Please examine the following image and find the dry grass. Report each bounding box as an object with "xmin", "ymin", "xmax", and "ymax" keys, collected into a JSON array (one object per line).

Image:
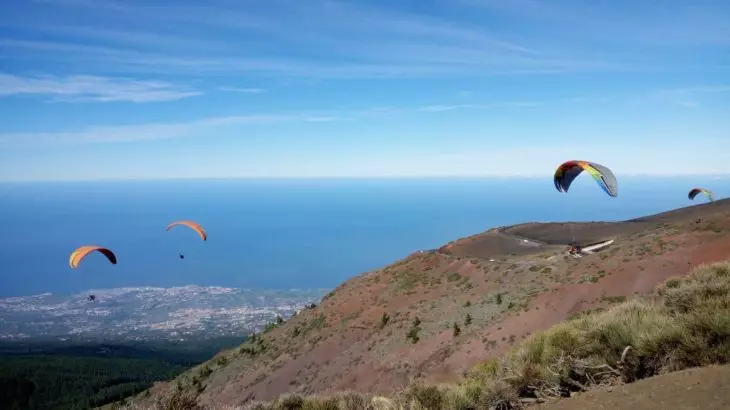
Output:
[{"xmin": 124, "ymin": 260, "xmax": 730, "ymax": 410}]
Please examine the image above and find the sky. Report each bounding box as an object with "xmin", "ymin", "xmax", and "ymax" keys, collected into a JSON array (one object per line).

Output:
[{"xmin": 1, "ymin": 0, "xmax": 729, "ymax": 181}]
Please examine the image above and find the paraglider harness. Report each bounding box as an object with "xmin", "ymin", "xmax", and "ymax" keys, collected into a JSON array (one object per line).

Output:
[{"xmin": 568, "ymin": 244, "xmax": 583, "ymax": 255}]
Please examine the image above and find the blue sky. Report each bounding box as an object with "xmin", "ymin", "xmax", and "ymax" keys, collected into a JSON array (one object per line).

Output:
[{"xmin": 1, "ymin": 0, "xmax": 729, "ymax": 180}]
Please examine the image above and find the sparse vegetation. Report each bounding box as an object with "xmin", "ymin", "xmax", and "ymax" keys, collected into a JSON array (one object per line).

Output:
[
  {"xmin": 601, "ymin": 295, "xmax": 627, "ymax": 304},
  {"xmin": 447, "ymin": 272, "xmax": 462, "ymax": 282},
  {"xmin": 215, "ymin": 355, "xmax": 228, "ymax": 367},
  {"xmin": 182, "ymin": 260, "xmax": 730, "ymax": 410},
  {"xmin": 406, "ymin": 326, "xmax": 420, "ymax": 344},
  {"xmin": 309, "ymin": 314, "xmax": 326, "ymax": 331},
  {"xmin": 379, "ymin": 312, "xmax": 390, "ymax": 328},
  {"xmin": 464, "ymin": 313, "xmax": 472, "ymax": 327},
  {"xmin": 394, "ymin": 269, "xmax": 422, "ymax": 291},
  {"xmin": 405, "ymin": 316, "xmax": 423, "ymax": 344},
  {"xmin": 452, "ymin": 322, "xmax": 461, "ymax": 337},
  {"xmin": 579, "ymin": 274, "xmax": 599, "ymax": 284},
  {"xmin": 197, "ymin": 365, "xmax": 212, "ymax": 379},
  {"xmin": 665, "ymin": 277, "xmax": 682, "ymax": 288}
]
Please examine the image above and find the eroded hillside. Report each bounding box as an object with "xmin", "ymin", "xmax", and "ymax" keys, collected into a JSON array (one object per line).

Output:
[{"xmin": 127, "ymin": 200, "xmax": 730, "ymax": 408}]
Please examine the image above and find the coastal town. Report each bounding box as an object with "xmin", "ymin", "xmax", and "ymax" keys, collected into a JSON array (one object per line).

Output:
[{"xmin": 0, "ymin": 285, "xmax": 327, "ymax": 342}]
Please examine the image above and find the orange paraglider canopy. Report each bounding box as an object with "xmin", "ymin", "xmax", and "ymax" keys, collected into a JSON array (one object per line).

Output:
[
  {"xmin": 69, "ymin": 246, "xmax": 117, "ymax": 269},
  {"xmin": 166, "ymin": 220, "xmax": 207, "ymax": 241}
]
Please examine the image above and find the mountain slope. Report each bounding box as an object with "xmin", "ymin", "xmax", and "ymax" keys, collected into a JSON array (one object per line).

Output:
[
  {"xmin": 129, "ymin": 199, "xmax": 730, "ymax": 408},
  {"xmin": 538, "ymin": 365, "xmax": 730, "ymax": 410}
]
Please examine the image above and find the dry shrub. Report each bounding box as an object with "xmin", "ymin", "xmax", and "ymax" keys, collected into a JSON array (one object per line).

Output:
[
  {"xmin": 473, "ymin": 260, "xmax": 730, "ymax": 401},
  {"xmin": 129, "ymin": 260, "xmax": 730, "ymax": 410}
]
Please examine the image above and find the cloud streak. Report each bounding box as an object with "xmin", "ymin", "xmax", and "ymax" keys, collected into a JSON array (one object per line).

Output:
[
  {"xmin": 653, "ymin": 85, "xmax": 730, "ymax": 108},
  {"xmin": 0, "ymin": 115, "xmax": 300, "ymax": 144},
  {"xmin": 4, "ymin": 0, "xmax": 720, "ymax": 79},
  {"xmin": 0, "ymin": 73, "xmax": 201, "ymax": 102},
  {"xmin": 0, "ymin": 99, "xmax": 543, "ymax": 145},
  {"xmin": 217, "ymin": 87, "xmax": 266, "ymax": 94}
]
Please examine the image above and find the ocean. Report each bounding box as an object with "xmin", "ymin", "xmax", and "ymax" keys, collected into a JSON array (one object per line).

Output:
[{"xmin": 0, "ymin": 177, "xmax": 726, "ymax": 297}]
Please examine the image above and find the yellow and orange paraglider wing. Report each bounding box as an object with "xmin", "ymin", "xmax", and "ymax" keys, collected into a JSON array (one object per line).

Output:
[
  {"xmin": 166, "ymin": 220, "xmax": 207, "ymax": 241},
  {"xmin": 69, "ymin": 246, "xmax": 117, "ymax": 269}
]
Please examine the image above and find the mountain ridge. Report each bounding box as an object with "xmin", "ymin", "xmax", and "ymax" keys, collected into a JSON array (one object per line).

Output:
[{"xmin": 126, "ymin": 199, "xmax": 730, "ymax": 408}]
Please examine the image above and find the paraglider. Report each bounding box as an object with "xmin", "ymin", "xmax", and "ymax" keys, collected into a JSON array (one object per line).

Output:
[
  {"xmin": 688, "ymin": 188, "xmax": 714, "ymax": 202},
  {"xmin": 69, "ymin": 246, "xmax": 117, "ymax": 269},
  {"xmin": 88, "ymin": 294, "xmax": 97, "ymax": 302},
  {"xmin": 554, "ymin": 160, "xmax": 617, "ymax": 252},
  {"xmin": 166, "ymin": 220, "xmax": 207, "ymax": 241},
  {"xmin": 167, "ymin": 220, "xmax": 205, "ymax": 259},
  {"xmin": 554, "ymin": 160, "xmax": 618, "ymax": 197}
]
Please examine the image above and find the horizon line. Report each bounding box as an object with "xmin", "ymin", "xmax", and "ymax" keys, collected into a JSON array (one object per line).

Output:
[{"xmin": 2, "ymin": 173, "xmax": 730, "ymax": 183}]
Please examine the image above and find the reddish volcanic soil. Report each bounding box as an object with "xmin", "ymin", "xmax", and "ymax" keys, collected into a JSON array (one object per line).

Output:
[{"xmin": 131, "ymin": 200, "xmax": 730, "ymax": 408}]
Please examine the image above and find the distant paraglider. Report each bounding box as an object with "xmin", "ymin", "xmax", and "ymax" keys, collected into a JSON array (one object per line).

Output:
[
  {"xmin": 688, "ymin": 188, "xmax": 714, "ymax": 203},
  {"xmin": 554, "ymin": 160, "xmax": 618, "ymax": 197},
  {"xmin": 88, "ymin": 294, "xmax": 97, "ymax": 302},
  {"xmin": 167, "ymin": 220, "xmax": 206, "ymax": 259},
  {"xmin": 69, "ymin": 246, "xmax": 117, "ymax": 269},
  {"xmin": 166, "ymin": 220, "xmax": 207, "ymax": 241}
]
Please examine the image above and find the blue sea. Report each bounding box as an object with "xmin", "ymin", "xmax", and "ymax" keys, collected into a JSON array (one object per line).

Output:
[{"xmin": 0, "ymin": 177, "xmax": 727, "ymax": 297}]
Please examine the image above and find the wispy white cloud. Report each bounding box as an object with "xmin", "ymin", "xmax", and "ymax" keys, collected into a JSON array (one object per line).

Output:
[
  {"xmin": 0, "ymin": 99, "xmax": 543, "ymax": 145},
  {"xmin": 4, "ymin": 0, "xmax": 711, "ymax": 79},
  {"xmin": 0, "ymin": 73, "xmax": 200, "ymax": 103},
  {"xmin": 414, "ymin": 101, "xmax": 542, "ymax": 112},
  {"xmin": 28, "ymin": 24, "xmax": 234, "ymax": 53},
  {"xmin": 0, "ymin": 115, "xmax": 300, "ymax": 145},
  {"xmin": 217, "ymin": 87, "xmax": 266, "ymax": 94},
  {"xmin": 303, "ymin": 116, "xmax": 340, "ymax": 122},
  {"xmin": 667, "ymin": 85, "xmax": 730, "ymax": 94},
  {"xmin": 653, "ymin": 85, "xmax": 730, "ymax": 108},
  {"xmin": 0, "ymin": 36, "xmax": 627, "ymax": 80}
]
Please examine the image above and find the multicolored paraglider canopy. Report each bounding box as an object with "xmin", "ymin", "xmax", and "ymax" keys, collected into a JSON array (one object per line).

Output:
[
  {"xmin": 166, "ymin": 220, "xmax": 207, "ymax": 241},
  {"xmin": 69, "ymin": 246, "xmax": 117, "ymax": 269},
  {"xmin": 688, "ymin": 188, "xmax": 714, "ymax": 202},
  {"xmin": 554, "ymin": 160, "xmax": 618, "ymax": 197}
]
